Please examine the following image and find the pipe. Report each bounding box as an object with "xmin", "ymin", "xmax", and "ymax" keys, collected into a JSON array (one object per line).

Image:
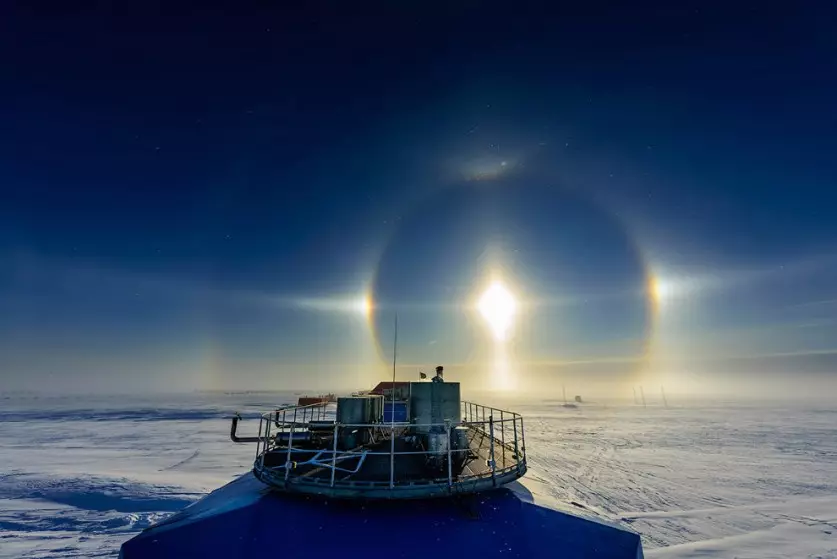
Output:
[{"xmin": 230, "ymin": 413, "xmax": 266, "ymax": 443}]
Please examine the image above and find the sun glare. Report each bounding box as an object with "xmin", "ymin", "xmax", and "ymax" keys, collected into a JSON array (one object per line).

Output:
[
  {"xmin": 652, "ymin": 277, "xmax": 671, "ymax": 300},
  {"xmin": 355, "ymin": 295, "xmax": 372, "ymax": 317},
  {"xmin": 478, "ymin": 281, "xmax": 517, "ymax": 341}
]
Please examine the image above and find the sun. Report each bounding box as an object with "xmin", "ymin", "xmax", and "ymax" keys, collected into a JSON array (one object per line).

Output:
[
  {"xmin": 651, "ymin": 276, "xmax": 672, "ymax": 302},
  {"xmin": 478, "ymin": 281, "xmax": 517, "ymax": 341}
]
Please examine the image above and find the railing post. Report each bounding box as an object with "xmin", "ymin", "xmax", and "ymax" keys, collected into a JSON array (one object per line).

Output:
[
  {"xmin": 519, "ymin": 415, "xmax": 526, "ymax": 463},
  {"xmin": 489, "ymin": 414, "xmax": 496, "ymax": 487},
  {"xmin": 285, "ymin": 421, "xmax": 295, "ymax": 483},
  {"xmin": 513, "ymin": 415, "xmax": 520, "ymax": 473},
  {"xmin": 389, "ymin": 421, "xmax": 395, "ymax": 489},
  {"xmin": 500, "ymin": 409, "xmax": 505, "ymax": 470},
  {"xmin": 446, "ymin": 420, "xmax": 453, "ymax": 490},
  {"xmin": 256, "ymin": 416, "xmax": 263, "ymax": 462},
  {"xmin": 331, "ymin": 422, "xmax": 339, "ymax": 487},
  {"xmin": 264, "ymin": 413, "xmax": 272, "ymax": 453},
  {"xmin": 256, "ymin": 416, "xmax": 264, "ymax": 458}
]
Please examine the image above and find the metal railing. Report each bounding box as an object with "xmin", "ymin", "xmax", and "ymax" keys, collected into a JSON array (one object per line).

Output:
[
  {"xmin": 249, "ymin": 400, "xmax": 527, "ymax": 497},
  {"xmin": 251, "ymin": 402, "xmax": 332, "ymax": 460}
]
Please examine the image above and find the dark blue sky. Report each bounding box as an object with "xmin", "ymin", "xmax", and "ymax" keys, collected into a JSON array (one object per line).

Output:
[{"xmin": 2, "ymin": 2, "xmax": 836, "ymax": 395}]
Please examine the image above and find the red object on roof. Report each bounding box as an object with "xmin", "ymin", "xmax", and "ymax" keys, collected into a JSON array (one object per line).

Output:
[
  {"xmin": 370, "ymin": 381, "xmax": 410, "ymax": 395},
  {"xmin": 297, "ymin": 394, "xmax": 335, "ymax": 406}
]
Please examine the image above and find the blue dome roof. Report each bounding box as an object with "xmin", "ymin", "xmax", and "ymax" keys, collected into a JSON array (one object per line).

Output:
[{"xmin": 120, "ymin": 473, "xmax": 643, "ymax": 559}]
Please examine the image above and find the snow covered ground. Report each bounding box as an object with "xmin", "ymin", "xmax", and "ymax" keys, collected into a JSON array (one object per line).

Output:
[{"xmin": 2, "ymin": 392, "xmax": 836, "ymax": 558}]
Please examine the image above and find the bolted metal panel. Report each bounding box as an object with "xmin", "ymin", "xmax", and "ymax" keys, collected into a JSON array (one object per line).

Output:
[
  {"xmin": 336, "ymin": 397, "xmax": 368, "ymax": 425},
  {"xmin": 409, "ymin": 382, "xmax": 461, "ymax": 434},
  {"xmin": 409, "ymin": 382, "xmax": 432, "ymax": 433},
  {"xmin": 435, "ymin": 382, "xmax": 461, "ymax": 428},
  {"xmin": 368, "ymin": 394, "xmax": 384, "ymax": 423}
]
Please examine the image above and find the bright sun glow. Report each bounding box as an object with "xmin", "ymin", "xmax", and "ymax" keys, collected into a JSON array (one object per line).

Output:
[
  {"xmin": 651, "ymin": 276, "xmax": 675, "ymax": 304},
  {"xmin": 355, "ymin": 295, "xmax": 371, "ymax": 317},
  {"xmin": 478, "ymin": 281, "xmax": 517, "ymax": 341}
]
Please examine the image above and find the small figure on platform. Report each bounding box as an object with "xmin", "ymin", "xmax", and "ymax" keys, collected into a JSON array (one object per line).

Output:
[{"xmin": 432, "ymin": 365, "xmax": 445, "ymax": 383}]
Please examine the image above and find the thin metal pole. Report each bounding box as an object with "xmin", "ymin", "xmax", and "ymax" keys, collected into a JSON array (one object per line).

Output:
[
  {"xmin": 389, "ymin": 313, "xmax": 398, "ymax": 489},
  {"xmin": 256, "ymin": 416, "xmax": 263, "ymax": 461},
  {"xmin": 331, "ymin": 422, "xmax": 339, "ymax": 487},
  {"xmin": 513, "ymin": 415, "xmax": 520, "ymax": 474},
  {"xmin": 265, "ymin": 413, "xmax": 272, "ymax": 450},
  {"xmin": 285, "ymin": 422, "xmax": 295, "ymax": 482},
  {"xmin": 489, "ymin": 414, "xmax": 496, "ymax": 486},
  {"xmin": 500, "ymin": 409, "xmax": 505, "ymax": 470},
  {"xmin": 259, "ymin": 418, "xmax": 263, "ymax": 469},
  {"xmin": 519, "ymin": 415, "xmax": 526, "ymax": 463}
]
